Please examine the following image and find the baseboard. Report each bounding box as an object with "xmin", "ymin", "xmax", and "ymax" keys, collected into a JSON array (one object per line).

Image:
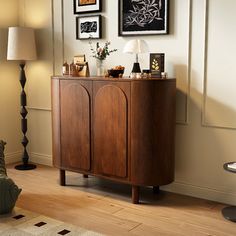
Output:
[
  {"xmin": 5, "ymin": 151, "xmax": 53, "ymax": 167},
  {"xmin": 9, "ymin": 151, "xmax": 236, "ymax": 205},
  {"xmin": 5, "ymin": 151, "xmax": 21, "ymax": 164},
  {"xmin": 30, "ymin": 152, "xmax": 53, "ymax": 167},
  {"xmin": 161, "ymin": 181, "xmax": 236, "ymax": 206}
]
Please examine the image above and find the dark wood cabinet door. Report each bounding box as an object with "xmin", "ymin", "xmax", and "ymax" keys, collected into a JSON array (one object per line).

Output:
[
  {"xmin": 93, "ymin": 82, "xmax": 130, "ymax": 178},
  {"xmin": 60, "ymin": 80, "xmax": 92, "ymax": 171},
  {"xmin": 131, "ymin": 80, "xmax": 176, "ymax": 186}
]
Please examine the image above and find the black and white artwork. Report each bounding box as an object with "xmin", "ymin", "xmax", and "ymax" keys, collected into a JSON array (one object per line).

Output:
[
  {"xmin": 81, "ymin": 21, "xmax": 97, "ymax": 33},
  {"xmin": 76, "ymin": 15, "xmax": 101, "ymax": 39},
  {"xmin": 74, "ymin": 0, "xmax": 102, "ymax": 14},
  {"xmin": 119, "ymin": 0, "xmax": 168, "ymax": 36}
]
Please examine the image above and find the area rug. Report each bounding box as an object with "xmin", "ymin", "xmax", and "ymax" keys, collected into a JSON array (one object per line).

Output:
[{"xmin": 0, "ymin": 207, "xmax": 104, "ymax": 235}]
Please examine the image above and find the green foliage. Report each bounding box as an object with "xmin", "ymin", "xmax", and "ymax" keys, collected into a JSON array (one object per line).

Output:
[{"xmin": 89, "ymin": 40, "xmax": 117, "ymax": 60}]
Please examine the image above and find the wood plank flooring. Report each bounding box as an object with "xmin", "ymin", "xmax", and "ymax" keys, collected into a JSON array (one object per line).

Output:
[{"xmin": 7, "ymin": 164, "xmax": 236, "ymax": 235}]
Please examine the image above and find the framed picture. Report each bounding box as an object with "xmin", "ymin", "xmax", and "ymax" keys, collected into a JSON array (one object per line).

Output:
[
  {"xmin": 74, "ymin": 0, "xmax": 102, "ymax": 14},
  {"xmin": 150, "ymin": 53, "xmax": 165, "ymax": 77},
  {"xmin": 76, "ymin": 15, "xmax": 102, "ymax": 40},
  {"xmin": 118, "ymin": 0, "xmax": 169, "ymax": 36},
  {"xmin": 74, "ymin": 54, "xmax": 86, "ymax": 64}
]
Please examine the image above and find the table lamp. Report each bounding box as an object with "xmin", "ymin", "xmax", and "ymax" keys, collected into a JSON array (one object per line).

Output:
[
  {"xmin": 7, "ymin": 27, "xmax": 37, "ymax": 170},
  {"xmin": 123, "ymin": 39, "xmax": 149, "ymax": 75}
]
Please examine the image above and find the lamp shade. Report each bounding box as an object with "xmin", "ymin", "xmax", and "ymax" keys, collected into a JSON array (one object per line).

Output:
[
  {"xmin": 123, "ymin": 39, "xmax": 149, "ymax": 54},
  {"xmin": 7, "ymin": 27, "xmax": 37, "ymax": 61}
]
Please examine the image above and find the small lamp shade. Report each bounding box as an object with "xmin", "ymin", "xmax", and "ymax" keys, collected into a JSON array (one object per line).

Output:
[
  {"xmin": 7, "ymin": 27, "xmax": 37, "ymax": 61},
  {"xmin": 123, "ymin": 39, "xmax": 149, "ymax": 54},
  {"xmin": 123, "ymin": 39, "xmax": 149, "ymax": 74}
]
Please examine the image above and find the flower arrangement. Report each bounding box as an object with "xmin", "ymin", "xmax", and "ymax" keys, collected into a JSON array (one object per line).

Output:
[{"xmin": 89, "ymin": 40, "xmax": 117, "ymax": 61}]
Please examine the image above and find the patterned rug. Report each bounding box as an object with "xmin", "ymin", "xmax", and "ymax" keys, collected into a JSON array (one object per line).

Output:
[{"xmin": 0, "ymin": 207, "xmax": 104, "ymax": 235}]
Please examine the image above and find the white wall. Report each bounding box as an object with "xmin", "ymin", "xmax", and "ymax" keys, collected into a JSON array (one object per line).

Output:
[
  {"xmin": 18, "ymin": 0, "xmax": 54, "ymax": 166},
  {"xmin": 164, "ymin": 0, "xmax": 236, "ymax": 204},
  {"xmin": 52, "ymin": 0, "xmax": 236, "ymax": 205},
  {"xmin": 0, "ymin": 0, "xmax": 22, "ymax": 163},
  {"xmin": 9, "ymin": 0, "xmax": 236, "ymax": 205}
]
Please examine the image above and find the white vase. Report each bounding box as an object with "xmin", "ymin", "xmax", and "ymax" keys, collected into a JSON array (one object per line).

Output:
[{"xmin": 96, "ymin": 59, "xmax": 105, "ymax": 76}]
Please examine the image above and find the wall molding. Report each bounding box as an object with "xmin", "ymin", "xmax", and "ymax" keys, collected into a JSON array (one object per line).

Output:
[
  {"xmin": 202, "ymin": 0, "xmax": 236, "ymax": 130},
  {"xmin": 176, "ymin": 0, "xmax": 192, "ymax": 125},
  {"xmin": 31, "ymin": 152, "xmax": 53, "ymax": 167},
  {"xmin": 52, "ymin": 0, "xmax": 55, "ymax": 75},
  {"xmin": 61, "ymin": 0, "xmax": 65, "ymax": 62},
  {"xmin": 28, "ymin": 107, "xmax": 51, "ymax": 112},
  {"xmin": 5, "ymin": 151, "xmax": 21, "ymax": 164},
  {"xmin": 5, "ymin": 151, "xmax": 52, "ymax": 167},
  {"xmin": 161, "ymin": 180, "xmax": 236, "ymax": 206}
]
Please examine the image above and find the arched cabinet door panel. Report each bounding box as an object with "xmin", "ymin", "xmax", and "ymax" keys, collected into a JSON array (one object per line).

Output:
[
  {"xmin": 60, "ymin": 80, "xmax": 92, "ymax": 171},
  {"xmin": 93, "ymin": 82, "xmax": 130, "ymax": 179}
]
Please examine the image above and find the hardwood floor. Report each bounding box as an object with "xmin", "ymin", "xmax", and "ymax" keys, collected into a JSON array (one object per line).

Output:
[{"xmin": 7, "ymin": 164, "xmax": 236, "ymax": 235}]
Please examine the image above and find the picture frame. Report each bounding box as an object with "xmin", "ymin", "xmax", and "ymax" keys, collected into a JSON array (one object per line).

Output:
[
  {"xmin": 118, "ymin": 0, "xmax": 169, "ymax": 36},
  {"xmin": 150, "ymin": 53, "xmax": 165, "ymax": 78},
  {"xmin": 74, "ymin": 54, "xmax": 86, "ymax": 64},
  {"xmin": 76, "ymin": 62, "xmax": 90, "ymax": 77},
  {"xmin": 76, "ymin": 15, "xmax": 102, "ymax": 40},
  {"xmin": 74, "ymin": 0, "xmax": 102, "ymax": 14}
]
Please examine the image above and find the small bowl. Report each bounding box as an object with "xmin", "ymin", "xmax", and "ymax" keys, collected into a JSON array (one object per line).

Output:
[{"xmin": 108, "ymin": 69, "xmax": 124, "ymax": 78}]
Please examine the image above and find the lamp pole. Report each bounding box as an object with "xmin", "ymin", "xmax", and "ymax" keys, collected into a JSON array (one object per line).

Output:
[
  {"xmin": 7, "ymin": 27, "xmax": 37, "ymax": 170},
  {"xmin": 15, "ymin": 63, "xmax": 36, "ymax": 170}
]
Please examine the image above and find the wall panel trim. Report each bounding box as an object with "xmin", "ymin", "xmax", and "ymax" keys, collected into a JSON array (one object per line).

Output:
[
  {"xmin": 28, "ymin": 107, "xmax": 51, "ymax": 112},
  {"xmin": 202, "ymin": 0, "xmax": 236, "ymax": 130},
  {"xmin": 176, "ymin": 0, "xmax": 192, "ymax": 125},
  {"xmin": 31, "ymin": 152, "xmax": 52, "ymax": 166},
  {"xmin": 161, "ymin": 180, "xmax": 236, "ymax": 206},
  {"xmin": 5, "ymin": 151, "xmax": 21, "ymax": 164}
]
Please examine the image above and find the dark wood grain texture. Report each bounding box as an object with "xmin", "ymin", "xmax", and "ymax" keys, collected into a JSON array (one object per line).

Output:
[
  {"xmin": 131, "ymin": 80, "xmax": 176, "ymax": 186},
  {"xmin": 51, "ymin": 79, "xmax": 61, "ymax": 168},
  {"xmin": 132, "ymin": 186, "xmax": 140, "ymax": 204},
  {"xmin": 60, "ymin": 80, "xmax": 92, "ymax": 171},
  {"xmin": 93, "ymin": 82, "xmax": 130, "ymax": 179},
  {"xmin": 51, "ymin": 77, "xmax": 176, "ymax": 203},
  {"xmin": 60, "ymin": 169, "xmax": 65, "ymax": 186}
]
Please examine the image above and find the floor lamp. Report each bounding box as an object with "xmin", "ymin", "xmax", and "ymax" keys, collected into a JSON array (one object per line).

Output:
[{"xmin": 7, "ymin": 27, "xmax": 37, "ymax": 170}]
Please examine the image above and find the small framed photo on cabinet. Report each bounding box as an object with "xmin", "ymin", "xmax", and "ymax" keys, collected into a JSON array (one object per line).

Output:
[
  {"xmin": 150, "ymin": 53, "xmax": 165, "ymax": 77},
  {"xmin": 76, "ymin": 15, "xmax": 102, "ymax": 40},
  {"xmin": 74, "ymin": 0, "xmax": 102, "ymax": 14}
]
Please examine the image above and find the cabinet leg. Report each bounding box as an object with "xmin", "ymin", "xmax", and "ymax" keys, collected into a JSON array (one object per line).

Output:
[
  {"xmin": 153, "ymin": 186, "xmax": 160, "ymax": 194},
  {"xmin": 60, "ymin": 169, "xmax": 65, "ymax": 186},
  {"xmin": 132, "ymin": 186, "xmax": 140, "ymax": 204},
  {"xmin": 83, "ymin": 174, "xmax": 88, "ymax": 178}
]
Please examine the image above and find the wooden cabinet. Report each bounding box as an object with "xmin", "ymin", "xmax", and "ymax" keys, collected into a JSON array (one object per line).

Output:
[
  {"xmin": 51, "ymin": 76, "xmax": 176, "ymax": 203},
  {"xmin": 93, "ymin": 81, "xmax": 130, "ymax": 179}
]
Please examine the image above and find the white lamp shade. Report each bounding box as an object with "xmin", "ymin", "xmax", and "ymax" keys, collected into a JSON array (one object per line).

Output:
[
  {"xmin": 123, "ymin": 39, "xmax": 149, "ymax": 54},
  {"xmin": 7, "ymin": 27, "xmax": 37, "ymax": 61}
]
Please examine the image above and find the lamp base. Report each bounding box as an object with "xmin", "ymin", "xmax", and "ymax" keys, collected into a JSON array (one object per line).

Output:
[
  {"xmin": 132, "ymin": 62, "xmax": 141, "ymax": 73},
  {"xmin": 222, "ymin": 206, "xmax": 236, "ymax": 222},
  {"xmin": 15, "ymin": 163, "xmax": 37, "ymax": 171}
]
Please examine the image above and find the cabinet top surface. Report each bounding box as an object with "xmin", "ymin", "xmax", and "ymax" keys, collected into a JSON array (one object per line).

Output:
[{"xmin": 52, "ymin": 76, "xmax": 176, "ymax": 82}]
